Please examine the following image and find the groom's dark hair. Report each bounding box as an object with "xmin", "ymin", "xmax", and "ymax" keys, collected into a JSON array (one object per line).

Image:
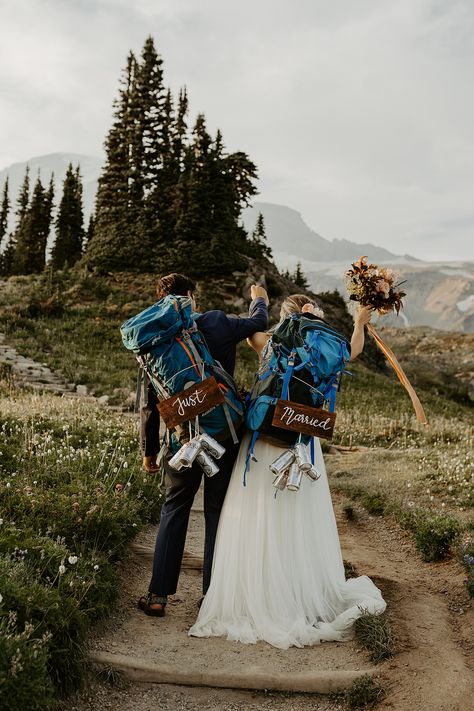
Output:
[{"xmin": 156, "ymin": 273, "xmax": 196, "ymax": 300}]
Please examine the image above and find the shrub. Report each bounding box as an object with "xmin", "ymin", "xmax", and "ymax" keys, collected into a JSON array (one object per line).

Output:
[
  {"xmin": 354, "ymin": 611, "xmax": 395, "ymax": 663},
  {"xmin": 360, "ymin": 492, "xmax": 387, "ymax": 516},
  {"xmin": 412, "ymin": 513, "xmax": 461, "ymax": 562},
  {"xmin": 343, "ymin": 502, "xmax": 356, "ymax": 521},
  {"xmin": 345, "ymin": 675, "xmax": 385, "ymax": 708},
  {"xmin": 0, "ymin": 555, "xmax": 87, "ymax": 693},
  {"xmin": 0, "ymin": 614, "xmax": 54, "ymax": 711}
]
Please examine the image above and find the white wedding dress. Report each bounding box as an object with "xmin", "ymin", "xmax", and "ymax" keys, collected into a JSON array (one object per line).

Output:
[{"xmin": 189, "ymin": 434, "xmax": 386, "ymax": 650}]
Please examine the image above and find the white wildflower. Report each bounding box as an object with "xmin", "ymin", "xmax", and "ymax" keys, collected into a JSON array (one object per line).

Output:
[
  {"xmin": 68, "ymin": 556, "xmax": 78, "ymax": 565},
  {"xmin": 93, "ymin": 564, "xmax": 99, "ymax": 571},
  {"xmin": 58, "ymin": 564, "xmax": 66, "ymax": 575}
]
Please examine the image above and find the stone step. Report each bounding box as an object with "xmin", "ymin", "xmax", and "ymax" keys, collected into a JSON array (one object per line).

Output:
[{"xmin": 90, "ymin": 650, "xmax": 375, "ymax": 693}]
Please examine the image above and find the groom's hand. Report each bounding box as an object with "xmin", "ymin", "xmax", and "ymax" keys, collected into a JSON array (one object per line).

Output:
[
  {"xmin": 143, "ymin": 455, "xmax": 160, "ymax": 473},
  {"xmin": 250, "ymin": 284, "xmax": 269, "ymax": 306}
]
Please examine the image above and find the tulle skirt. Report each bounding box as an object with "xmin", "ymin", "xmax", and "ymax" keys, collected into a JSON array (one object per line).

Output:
[{"xmin": 189, "ymin": 434, "xmax": 386, "ymax": 649}]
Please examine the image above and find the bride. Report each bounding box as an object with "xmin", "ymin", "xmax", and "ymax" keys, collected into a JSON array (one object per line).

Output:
[{"xmin": 189, "ymin": 294, "xmax": 386, "ymax": 650}]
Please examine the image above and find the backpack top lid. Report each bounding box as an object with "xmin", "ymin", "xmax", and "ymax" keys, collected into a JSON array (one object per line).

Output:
[
  {"xmin": 120, "ymin": 295, "xmax": 194, "ymax": 355},
  {"xmin": 271, "ymin": 312, "xmax": 351, "ymax": 352}
]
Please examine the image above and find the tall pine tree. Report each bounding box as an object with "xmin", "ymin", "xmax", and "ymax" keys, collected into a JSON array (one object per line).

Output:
[
  {"xmin": 15, "ymin": 174, "xmax": 54, "ymax": 274},
  {"xmin": 15, "ymin": 173, "xmax": 54, "ymax": 274},
  {"xmin": 51, "ymin": 164, "xmax": 84, "ymax": 269},
  {"xmin": 0, "ymin": 178, "xmax": 10, "ymax": 275},
  {"xmin": 10, "ymin": 167, "xmax": 30, "ymax": 274},
  {"xmin": 86, "ymin": 53, "xmax": 139, "ymax": 271},
  {"xmin": 85, "ymin": 37, "xmax": 260, "ymax": 276},
  {"xmin": 0, "ymin": 178, "xmax": 9, "ymax": 246}
]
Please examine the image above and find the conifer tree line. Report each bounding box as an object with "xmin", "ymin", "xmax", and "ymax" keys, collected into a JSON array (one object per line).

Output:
[
  {"xmin": 0, "ymin": 36, "xmax": 270, "ymax": 279},
  {"xmin": 0, "ymin": 164, "xmax": 87, "ymax": 276},
  {"xmin": 84, "ymin": 36, "xmax": 271, "ymax": 275}
]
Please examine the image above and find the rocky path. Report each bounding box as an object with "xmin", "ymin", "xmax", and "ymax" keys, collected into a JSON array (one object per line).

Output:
[{"xmin": 0, "ymin": 331, "xmax": 76, "ymax": 394}]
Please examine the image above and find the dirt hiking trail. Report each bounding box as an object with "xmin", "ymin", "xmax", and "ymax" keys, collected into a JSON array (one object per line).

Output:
[{"xmin": 84, "ymin": 452, "xmax": 473, "ymax": 711}]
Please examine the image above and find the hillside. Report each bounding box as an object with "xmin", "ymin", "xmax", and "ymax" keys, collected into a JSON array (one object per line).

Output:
[{"xmin": 1, "ymin": 153, "xmax": 472, "ymax": 332}]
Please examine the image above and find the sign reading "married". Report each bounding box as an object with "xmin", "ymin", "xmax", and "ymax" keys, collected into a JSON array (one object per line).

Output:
[
  {"xmin": 272, "ymin": 399, "xmax": 336, "ymax": 440},
  {"xmin": 158, "ymin": 376, "xmax": 225, "ymax": 429}
]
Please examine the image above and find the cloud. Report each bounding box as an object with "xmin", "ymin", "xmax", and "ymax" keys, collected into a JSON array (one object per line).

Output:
[{"xmin": 0, "ymin": 0, "xmax": 473, "ymax": 260}]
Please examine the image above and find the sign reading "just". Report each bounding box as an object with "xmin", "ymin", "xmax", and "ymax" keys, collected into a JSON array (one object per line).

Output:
[
  {"xmin": 158, "ymin": 376, "xmax": 225, "ymax": 429},
  {"xmin": 272, "ymin": 399, "xmax": 336, "ymax": 440}
]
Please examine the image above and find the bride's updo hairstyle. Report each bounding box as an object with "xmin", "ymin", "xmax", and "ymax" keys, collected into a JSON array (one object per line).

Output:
[{"xmin": 280, "ymin": 294, "xmax": 325, "ymax": 320}]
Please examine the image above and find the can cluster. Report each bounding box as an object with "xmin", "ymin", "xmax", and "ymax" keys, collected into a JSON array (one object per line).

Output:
[
  {"xmin": 169, "ymin": 432, "xmax": 226, "ymax": 477},
  {"xmin": 270, "ymin": 443, "xmax": 321, "ymax": 492}
]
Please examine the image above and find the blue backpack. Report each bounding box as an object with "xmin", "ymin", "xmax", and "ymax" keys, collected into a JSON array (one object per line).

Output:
[
  {"xmin": 120, "ymin": 296, "xmax": 244, "ymax": 447},
  {"xmin": 244, "ymin": 313, "xmax": 350, "ymax": 472}
]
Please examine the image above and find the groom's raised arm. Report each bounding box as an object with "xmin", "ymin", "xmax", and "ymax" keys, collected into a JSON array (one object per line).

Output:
[{"xmin": 226, "ymin": 294, "xmax": 269, "ymax": 342}]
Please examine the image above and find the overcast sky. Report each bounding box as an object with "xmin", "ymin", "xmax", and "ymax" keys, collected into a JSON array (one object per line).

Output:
[{"xmin": 1, "ymin": 0, "xmax": 473, "ymax": 260}]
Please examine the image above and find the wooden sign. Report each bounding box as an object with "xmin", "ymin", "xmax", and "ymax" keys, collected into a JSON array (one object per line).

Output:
[
  {"xmin": 272, "ymin": 399, "xmax": 336, "ymax": 441},
  {"xmin": 157, "ymin": 376, "xmax": 225, "ymax": 429}
]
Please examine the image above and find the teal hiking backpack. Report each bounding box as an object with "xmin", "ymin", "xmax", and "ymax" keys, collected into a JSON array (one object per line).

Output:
[
  {"xmin": 244, "ymin": 313, "xmax": 351, "ymax": 477},
  {"xmin": 120, "ymin": 295, "xmax": 244, "ymax": 448}
]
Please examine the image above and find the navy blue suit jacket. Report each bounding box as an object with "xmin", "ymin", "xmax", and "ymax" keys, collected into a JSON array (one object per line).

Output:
[{"xmin": 141, "ymin": 297, "xmax": 268, "ymax": 456}]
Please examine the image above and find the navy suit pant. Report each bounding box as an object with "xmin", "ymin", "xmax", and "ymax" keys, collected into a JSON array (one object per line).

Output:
[{"xmin": 148, "ymin": 436, "xmax": 241, "ymax": 596}]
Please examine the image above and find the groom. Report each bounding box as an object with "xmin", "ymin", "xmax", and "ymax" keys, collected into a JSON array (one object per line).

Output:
[{"xmin": 138, "ymin": 272, "xmax": 269, "ymax": 616}]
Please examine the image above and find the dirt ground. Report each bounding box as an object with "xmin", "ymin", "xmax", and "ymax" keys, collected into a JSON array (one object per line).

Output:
[{"xmin": 63, "ymin": 452, "xmax": 473, "ymax": 711}]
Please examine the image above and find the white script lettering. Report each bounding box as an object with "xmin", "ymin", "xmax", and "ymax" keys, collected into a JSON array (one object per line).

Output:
[
  {"xmin": 172, "ymin": 388, "xmax": 206, "ymax": 417},
  {"xmin": 281, "ymin": 405, "xmax": 332, "ymax": 431}
]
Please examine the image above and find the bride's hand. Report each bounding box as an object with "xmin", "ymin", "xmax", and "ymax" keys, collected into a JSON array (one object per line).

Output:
[{"xmin": 354, "ymin": 304, "xmax": 373, "ymax": 326}]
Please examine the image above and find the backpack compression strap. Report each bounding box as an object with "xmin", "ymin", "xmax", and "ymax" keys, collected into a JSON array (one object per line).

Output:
[{"xmin": 180, "ymin": 328, "xmax": 240, "ymax": 444}]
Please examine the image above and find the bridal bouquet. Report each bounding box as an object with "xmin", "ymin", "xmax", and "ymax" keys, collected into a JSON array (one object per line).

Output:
[
  {"xmin": 345, "ymin": 256, "xmax": 406, "ymax": 315},
  {"xmin": 344, "ymin": 256, "xmax": 426, "ymax": 424}
]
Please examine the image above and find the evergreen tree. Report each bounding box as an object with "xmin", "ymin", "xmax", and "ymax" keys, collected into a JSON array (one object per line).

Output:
[
  {"xmin": 51, "ymin": 164, "xmax": 84, "ymax": 269},
  {"xmin": 10, "ymin": 167, "xmax": 30, "ymax": 274},
  {"xmin": 292, "ymin": 261, "xmax": 310, "ymax": 289},
  {"xmin": 173, "ymin": 88, "xmax": 188, "ymax": 167},
  {"xmin": 16, "ymin": 166, "xmax": 30, "ymax": 224},
  {"xmin": 0, "ymin": 178, "xmax": 10, "ymax": 275},
  {"xmin": 15, "ymin": 173, "xmax": 54, "ymax": 274},
  {"xmin": 86, "ymin": 53, "xmax": 139, "ymax": 271},
  {"xmin": 1, "ymin": 235, "xmax": 16, "ymax": 276},
  {"xmin": 0, "ymin": 178, "xmax": 10, "ymax": 246},
  {"xmin": 84, "ymin": 213, "xmax": 95, "ymax": 249},
  {"xmin": 85, "ymin": 37, "xmax": 260, "ymax": 276},
  {"xmin": 251, "ymin": 212, "xmax": 272, "ymax": 259}
]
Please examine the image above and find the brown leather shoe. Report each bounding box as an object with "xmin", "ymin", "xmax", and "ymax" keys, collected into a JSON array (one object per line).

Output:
[{"xmin": 138, "ymin": 593, "xmax": 167, "ymax": 617}]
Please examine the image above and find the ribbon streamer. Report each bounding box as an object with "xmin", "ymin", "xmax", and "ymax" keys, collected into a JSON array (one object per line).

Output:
[{"xmin": 366, "ymin": 323, "xmax": 427, "ymax": 425}]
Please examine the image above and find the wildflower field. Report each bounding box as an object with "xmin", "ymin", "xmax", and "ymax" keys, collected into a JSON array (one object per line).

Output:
[
  {"xmin": 0, "ymin": 371, "xmax": 163, "ymax": 710},
  {"xmin": 0, "ymin": 271, "xmax": 472, "ymax": 709}
]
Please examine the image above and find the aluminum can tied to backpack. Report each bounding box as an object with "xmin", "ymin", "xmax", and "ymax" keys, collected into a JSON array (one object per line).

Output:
[
  {"xmin": 198, "ymin": 432, "xmax": 226, "ymax": 460},
  {"xmin": 269, "ymin": 449, "xmax": 295, "ymax": 476},
  {"xmin": 169, "ymin": 438, "xmax": 201, "ymax": 470},
  {"xmin": 196, "ymin": 449, "xmax": 220, "ymax": 477},
  {"xmin": 286, "ymin": 462, "xmax": 303, "ymax": 491}
]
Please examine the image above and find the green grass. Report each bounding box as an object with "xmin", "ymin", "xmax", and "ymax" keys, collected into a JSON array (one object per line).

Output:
[
  {"xmin": 354, "ymin": 612, "xmax": 396, "ymax": 663},
  {"xmin": 0, "ymin": 374, "xmax": 163, "ymax": 707},
  {"xmin": 344, "ymin": 675, "xmax": 386, "ymax": 708}
]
